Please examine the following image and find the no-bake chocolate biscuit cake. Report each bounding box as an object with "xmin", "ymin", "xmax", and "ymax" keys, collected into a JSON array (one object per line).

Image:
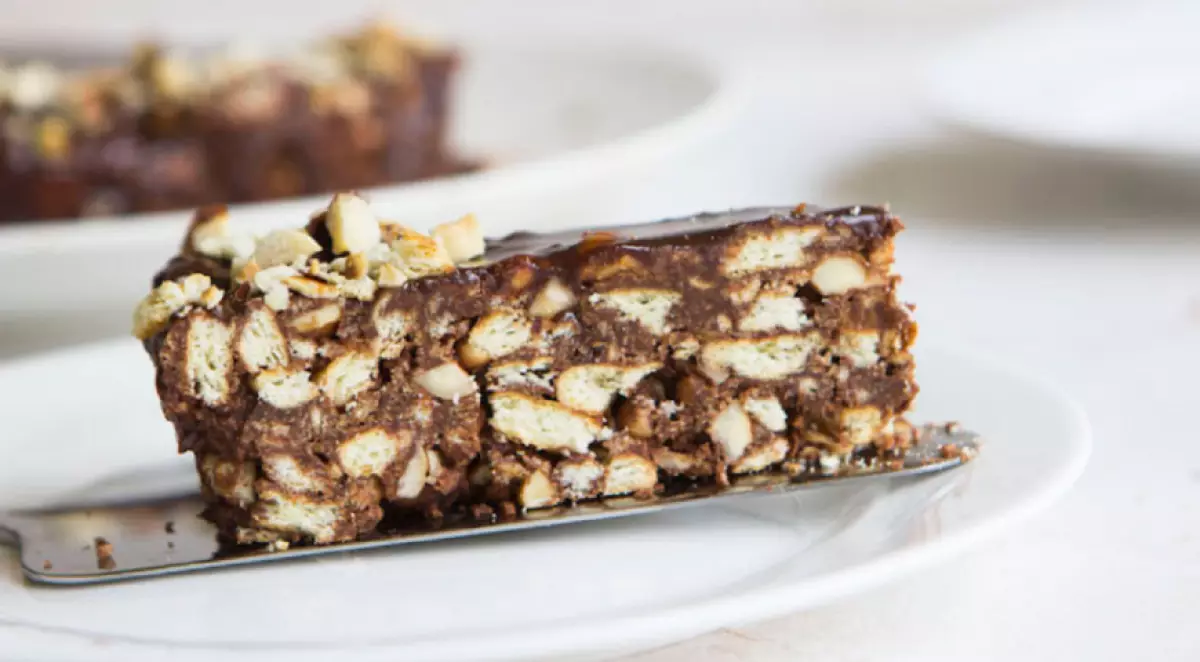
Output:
[
  {"xmin": 134, "ymin": 195, "xmax": 919, "ymax": 545},
  {"xmin": 0, "ymin": 22, "xmax": 470, "ymax": 223}
]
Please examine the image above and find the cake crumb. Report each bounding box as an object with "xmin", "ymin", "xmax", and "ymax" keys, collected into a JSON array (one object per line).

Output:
[
  {"xmin": 95, "ymin": 537, "xmax": 116, "ymax": 570},
  {"xmin": 939, "ymin": 443, "xmax": 977, "ymax": 462},
  {"xmin": 470, "ymin": 503, "xmax": 496, "ymax": 522},
  {"xmin": 42, "ymin": 560, "xmax": 52, "ymax": 570},
  {"xmin": 498, "ymin": 502, "xmax": 518, "ymax": 521}
]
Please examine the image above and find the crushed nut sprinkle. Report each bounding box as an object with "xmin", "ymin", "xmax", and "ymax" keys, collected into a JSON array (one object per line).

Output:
[
  {"xmin": 0, "ymin": 20, "xmax": 443, "ymax": 125},
  {"xmin": 133, "ymin": 193, "xmax": 485, "ymax": 338}
]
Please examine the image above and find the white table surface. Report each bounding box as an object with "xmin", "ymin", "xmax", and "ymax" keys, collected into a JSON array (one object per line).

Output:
[{"xmin": 0, "ymin": 1, "xmax": 1196, "ymax": 660}]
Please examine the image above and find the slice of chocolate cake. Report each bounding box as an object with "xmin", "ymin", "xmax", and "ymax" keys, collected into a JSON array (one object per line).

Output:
[{"xmin": 133, "ymin": 194, "xmax": 919, "ymax": 545}]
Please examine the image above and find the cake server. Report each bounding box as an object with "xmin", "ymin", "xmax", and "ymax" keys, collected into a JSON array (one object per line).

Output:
[{"xmin": 0, "ymin": 425, "xmax": 978, "ymax": 586}]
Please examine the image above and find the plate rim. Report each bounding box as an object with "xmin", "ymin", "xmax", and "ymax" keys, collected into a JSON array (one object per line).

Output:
[{"xmin": 0, "ymin": 339, "xmax": 1091, "ymax": 661}]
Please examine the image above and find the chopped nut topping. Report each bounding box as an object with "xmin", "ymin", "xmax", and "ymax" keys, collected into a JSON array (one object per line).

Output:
[
  {"xmin": 732, "ymin": 436, "xmax": 789, "ymax": 474},
  {"xmin": 134, "ymin": 194, "xmax": 491, "ymax": 333},
  {"xmin": 190, "ymin": 209, "xmax": 254, "ymax": 260},
  {"xmin": 338, "ymin": 276, "xmax": 377, "ymax": 301},
  {"xmin": 263, "ymin": 286, "xmax": 290, "ymax": 312},
  {"xmin": 290, "ymin": 304, "xmax": 343, "ymax": 335},
  {"xmin": 253, "ymin": 265, "xmax": 300, "ymax": 311},
  {"xmin": 519, "ymin": 471, "xmax": 559, "ymax": 509},
  {"xmin": 346, "ymin": 252, "xmax": 369, "ymax": 279},
  {"xmin": 254, "ymin": 229, "xmax": 321, "ymax": 269},
  {"xmin": 35, "ymin": 116, "xmax": 71, "ymax": 160},
  {"xmin": 376, "ymin": 263, "xmax": 407, "ymax": 287},
  {"xmin": 233, "ymin": 257, "xmax": 261, "ymax": 285},
  {"xmin": 387, "ymin": 226, "xmax": 456, "ymax": 278},
  {"xmin": 710, "ymin": 403, "xmax": 754, "ymax": 461},
  {"xmin": 199, "ymin": 286, "xmax": 224, "ymax": 309},
  {"xmin": 132, "ymin": 273, "xmax": 212, "ymax": 339},
  {"xmin": 529, "ymin": 278, "xmax": 576, "ymax": 318},
  {"xmin": 416, "ymin": 362, "xmax": 478, "ymax": 400},
  {"xmin": 283, "ymin": 274, "xmax": 340, "ymax": 299},
  {"xmin": 326, "ymin": 193, "xmax": 382, "ymax": 254},
  {"xmin": 8, "ymin": 62, "xmax": 61, "ymax": 111},
  {"xmin": 812, "ymin": 255, "xmax": 869, "ymax": 295},
  {"xmin": 431, "ymin": 213, "xmax": 485, "ymax": 264},
  {"xmin": 147, "ymin": 54, "xmax": 196, "ymax": 100}
]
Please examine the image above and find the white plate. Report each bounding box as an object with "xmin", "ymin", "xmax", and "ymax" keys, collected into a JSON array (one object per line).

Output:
[
  {"xmin": 0, "ymin": 39, "xmax": 738, "ymax": 313},
  {"xmin": 924, "ymin": 2, "xmax": 1200, "ymax": 160},
  {"xmin": 0, "ymin": 340, "xmax": 1089, "ymax": 661}
]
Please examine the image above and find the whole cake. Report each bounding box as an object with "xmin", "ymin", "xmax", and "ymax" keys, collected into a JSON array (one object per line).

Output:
[
  {"xmin": 134, "ymin": 194, "xmax": 919, "ymax": 545},
  {"xmin": 0, "ymin": 22, "xmax": 471, "ymax": 223}
]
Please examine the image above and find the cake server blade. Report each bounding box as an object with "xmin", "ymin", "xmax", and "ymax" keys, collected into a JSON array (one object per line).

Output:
[{"xmin": 0, "ymin": 425, "xmax": 978, "ymax": 586}]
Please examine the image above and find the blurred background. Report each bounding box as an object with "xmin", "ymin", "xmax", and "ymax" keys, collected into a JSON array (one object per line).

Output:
[
  {"xmin": 1, "ymin": 0, "xmax": 1196, "ymax": 659},
  {"xmin": 3, "ymin": 0, "xmax": 1199, "ymax": 356}
]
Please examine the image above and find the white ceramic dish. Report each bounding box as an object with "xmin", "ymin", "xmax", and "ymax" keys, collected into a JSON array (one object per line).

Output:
[
  {"xmin": 924, "ymin": 2, "xmax": 1200, "ymax": 160},
  {"xmin": 0, "ymin": 341, "xmax": 1090, "ymax": 662},
  {"xmin": 0, "ymin": 39, "xmax": 739, "ymax": 313}
]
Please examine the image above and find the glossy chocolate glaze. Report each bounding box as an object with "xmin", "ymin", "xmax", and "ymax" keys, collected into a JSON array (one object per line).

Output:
[
  {"xmin": 479, "ymin": 205, "xmax": 892, "ymax": 263},
  {"xmin": 155, "ymin": 205, "xmax": 896, "ymax": 290}
]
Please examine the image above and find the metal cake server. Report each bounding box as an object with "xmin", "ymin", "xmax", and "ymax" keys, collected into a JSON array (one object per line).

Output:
[{"xmin": 0, "ymin": 426, "xmax": 978, "ymax": 586}]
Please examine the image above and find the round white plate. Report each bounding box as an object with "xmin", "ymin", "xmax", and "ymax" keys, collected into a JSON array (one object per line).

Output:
[
  {"xmin": 0, "ymin": 39, "xmax": 738, "ymax": 313},
  {"xmin": 925, "ymin": 2, "xmax": 1200, "ymax": 159},
  {"xmin": 0, "ymin": 341, "xmax": 1089, "ymax": 661}
]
